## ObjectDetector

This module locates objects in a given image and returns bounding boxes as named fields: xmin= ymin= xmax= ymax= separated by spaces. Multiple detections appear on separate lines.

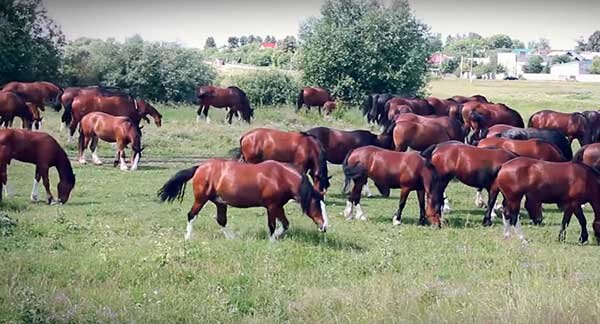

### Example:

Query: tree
xmin=239 ymin=36 xmax=248 ymax=46
xmin=590 ymin=58 xmax=600 ymax=74
xmin=428 ymin=33 xmax=443 ymax=52
xmin=278 ymin=35 xmax=298 ymax=52
xmin=551 ymin=54 xmax=572 ymax=65
xmin=301 ymin=0 xmax=431 ymax=102
xmin=444 ymin=33 xmax=489 ymax=58
xmin=227 ymin=36 xmax=239 ymax=49
xmin=0 ymin=0 xmax=65 ymax=84
xmin=204 ymin=37 xmax=216 ymax=49
xmin=487 ymin=34 xmax=513 ymax=49
xmin=528 ymin=38 xmax=551 ymax=53
xmin=440 ymin=59 xmax=459 ymax=74
xmin=512 ymin=39 xmax=525 ymax=49
xmin=522 ymin=55 xmax=544 ymax=73
xmin=576 ymin=31 xmax=600 ymax=52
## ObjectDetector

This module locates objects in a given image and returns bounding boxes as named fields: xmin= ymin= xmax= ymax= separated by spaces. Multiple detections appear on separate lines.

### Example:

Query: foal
xmin=78 ymin=112 xmax=143 ymax=171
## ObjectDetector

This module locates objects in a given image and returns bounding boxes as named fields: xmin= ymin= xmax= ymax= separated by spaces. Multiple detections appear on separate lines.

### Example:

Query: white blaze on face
xmin=320 ymin=200 xmax=329 ymax=230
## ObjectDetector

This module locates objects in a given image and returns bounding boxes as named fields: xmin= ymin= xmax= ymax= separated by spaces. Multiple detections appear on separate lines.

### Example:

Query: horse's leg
xmin=318 ymin=105 xmax=322 ymax=115
xmin=227 ymin=108 xmax=234 ymax=124
xmin=214 ymin=203 xmax=235 ymax=239
xmin=116 ymin=142 xmax=128 ymax=171
xmin=558 ymin=205 xmax=575 ymax=243
xmin=475 ymin=188 xmax=485 ymax=208
xmin=68 ymin=118 xmax=78 ymax=143
xmin=524 ymin=196 xmax=543 ymax=225
xmin=275 ymin=211 xmax=290 ymax=239
xmin=37 ymin=165 xmax=55 ymax=204
xmin=392 ymin=187 xmax=411 ymax=226
xmin=112 ymin=151 xmax=120 ymax=168
xmin=416 ymin=189 xmax=428 ymax=226
xmin=185 ymin=197 xmax=207 ymax=241
xmin=590 ymin=200 xmax=600 ymax=245
xmin=196 ymin=105 xmax=203 ymax=123
xmin=267 ymin=205 xmax=286 ymax=242
xmin=204 ymin=106 xmax=211 ymax=124
xmin=78 ymin=133 xmax=91 ymax=164
xmin=30 ymin=167 xmax=42 ymax=202
xmin=573 ymin=206 xmax=589 ymax=245
xmin=90 ymin=136 xmax=102 ymax=165
xmin=352 ymin=176 xmax=368 ymax=221
xmin=483 ymin=187 xmax=500 ymax=226
xmin=361 ymin=182 xmax=373 ymax=197
xmin=0 ymin=160 xmax=6 ymax=202
xmin=502 ymin=195 xmax=521 ymax=240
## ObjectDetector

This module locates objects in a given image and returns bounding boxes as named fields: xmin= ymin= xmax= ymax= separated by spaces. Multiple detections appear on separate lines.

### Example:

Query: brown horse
xmin=323 ymin=101 xmax=337 ymax=116
xmin=158 ymin=159 xmax=328 ymax=241
xmin=0 ymin=129 xmax=75 ymax=203
xmin=477 ymin=137 xmax=565 ymax=162
xmin=342 ymin=146 xmax=439 ymax=226
xmin=1 ymin=81 xmax=63 ymax=111
xmin=69 ymin=91 xmax=162 ymax=140
xmin=0 ymin=91 xmax=37 ymax=129
xmin=196 ymin=85 xmax=253 ymax=124
xmin=582 ymin=110 xmax=600 ymax=143
xmin=493 ymin=158 xmax=600 ymax=244
xmin=451 ymin=95 xmax=489 ymax=105
xmin=385 ymin=120 xmax=452 ymax=152
xmin=573 ymin=143 xmax=600 ymax=171
xmin=236 ymin=128 xmax=330 ymax=193
xmin=426 ymin=97 xmax=459 ymax=116
xmin=484 ymin=124 xmax=518 ymax=138
xmin=78 ymin=112 xmax=143 ymax=171
xmin=465 ymin=103 xmax=524 ymax=143
xmin=393 ymin=113 xmax=464 ymax=142
xmin=528 ymin=110 xmax=592 ymax=146
xmin=421 ymin=141 xmax=517 ymax=226
xmin=297 ymin=87 xmax=332 ymax=114
xmin=385 ymin=97 xmax=433 ymax=116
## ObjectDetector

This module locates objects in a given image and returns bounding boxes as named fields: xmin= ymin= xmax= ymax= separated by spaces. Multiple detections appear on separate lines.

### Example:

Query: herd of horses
xmin=1 ymin=81 xmax=600 ymax=244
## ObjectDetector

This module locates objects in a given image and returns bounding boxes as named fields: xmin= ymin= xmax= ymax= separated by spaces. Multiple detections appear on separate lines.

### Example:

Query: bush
xmin=522 ymin=55 xmax=545 ymax=73
xmin=590 ymin=58 xmax=600 ymax=74
xmin=228 ymin=70 xmax=300 ymax=106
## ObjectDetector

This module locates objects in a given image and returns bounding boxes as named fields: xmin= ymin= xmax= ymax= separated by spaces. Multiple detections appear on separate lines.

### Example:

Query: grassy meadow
xmin=1 ymin=80 xmax=600 ymax=323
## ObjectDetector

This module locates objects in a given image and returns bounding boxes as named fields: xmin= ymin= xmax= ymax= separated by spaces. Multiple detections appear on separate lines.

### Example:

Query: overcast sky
xmin=44 ymin=0 xmax=600 ymax=49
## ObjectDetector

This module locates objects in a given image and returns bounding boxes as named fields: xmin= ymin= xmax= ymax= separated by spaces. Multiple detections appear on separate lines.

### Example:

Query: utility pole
xmin=469 ymin=45 xmax=475 ymax=83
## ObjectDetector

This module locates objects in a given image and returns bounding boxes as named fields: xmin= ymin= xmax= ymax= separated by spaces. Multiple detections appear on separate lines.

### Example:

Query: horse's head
xmin=299 ymin=174 xmax=328 ymax=233
xmin=57 ymin=170 xmax=76 ymax=204
xmin=51 ymin=88 xmax=64 ymax=111
xmin=572 ymin=113 xmax=593 ymax=145
xmin=197 ymin=86 xmax=214 ymax=99
xmin=138 ymin=100 xmax=162 ymax=127
xmin=324 ymin=101 xmax=336 ymax=116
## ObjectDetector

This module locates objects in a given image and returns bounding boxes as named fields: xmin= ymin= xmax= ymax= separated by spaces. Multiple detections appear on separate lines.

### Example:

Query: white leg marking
xmin=196 ymin=115 xmax=202 ymax=123
xmin=502 ymin=216 xmax=511 ymax=240
xmin=355 ymin=204 xmax=367 ymax=221
xmin=78 ymin=154 xmax=87 ymax=164
xmin=513 ymin=218 xmax=528 ymax=245
xmin=4 ymin=181 xmax=13 ymax=198
xmin=119 ymin=156 xmax=128 ymax=171
xmin=221 ymin=227 xmax=236 ymax=240
xmin=393 ymin=217 xmax=402 ymax=226
xmin=131 ymin=153 xmax=140 ymax=171
xmin=475 ymin=191 xmax=485 ymax=208
xmin=185 ymin=216 xmax=196 ymax=240
xmin=274 ymin=226 xmax=285 ymax=238
xmin=30 ymin=179 xmax=39 ymax=201
xmin=343 ymin=200 xmax=354 ymax=220
xmin=92 ymin=150 xmax=102 ymax=165
xmin=362 ymin=183 xmax=373 ymax=197
xmin=442 ymin=197 xmax=452 ymax=215
xmin=320 ymin=200 xmax=329 ymax=231
xmin=206 ymin=116 xmax=211 ymax=124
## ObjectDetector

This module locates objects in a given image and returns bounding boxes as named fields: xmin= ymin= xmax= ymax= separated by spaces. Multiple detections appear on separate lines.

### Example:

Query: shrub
xmin=228 ymin=70 xmax=300 ymax=106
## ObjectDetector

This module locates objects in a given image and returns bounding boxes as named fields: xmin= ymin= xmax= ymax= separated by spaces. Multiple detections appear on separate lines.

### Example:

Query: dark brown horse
xmin=1 ymin=81 xmax=63 ymax=111
xmin=394 ymin=113 xmax=464 ymax=142
xmin=78 ymin=112 xmax=143 ymax=171
xmin=477 ymin=137 xmax=566 ymax=162
xmin=236 ymin=128 xmax=330 ymax=193
xmin=451 ymin=95 xmax=489 ymax=105
xmin=0 ymin=129 xmax=75 ymax=203
xmin=158 ymin=160 xmax=328 ymax=241
xmin=305 ymin=127 xmax=392 ymax=164
xmin=528 ymin=110 xmax=592 ymax=146
xmin=323 ymin=101 xmax=337 ymax=116
xmin=385 ymin=120 xmax=452 ymax=152
xmin=495 ymin=126 xmax=573 ymax=160
xmin=465 ymin=103 xmax=524 ymax=143
xmin=342 ymin=146 xmax=439 ymax=226
xmin=297 ymin=87 xmax=332 ymax=115
xmin=493 ymin=158 xmax=600 ymax=244
xmin=0 ymin=91 xmax=37 ymax=129
xmin=196 ymin=85 xmax=253 ymax=124
xmin=385 ymin=97 xmax=433 ymax=117
xmin=421 ymin=141 xmax=517 ymax=226
xmin=426 ymin=97 xmax=459 ymax=116
xmin=581 ymin=110 xmax=600 ymax=143
xmin=573 ymin=143 xmax=600 ymax=171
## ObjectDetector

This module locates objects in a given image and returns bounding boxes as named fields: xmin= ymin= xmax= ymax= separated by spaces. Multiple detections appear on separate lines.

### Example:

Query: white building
xmin=550 ymin=60 xmax=592 ymax=78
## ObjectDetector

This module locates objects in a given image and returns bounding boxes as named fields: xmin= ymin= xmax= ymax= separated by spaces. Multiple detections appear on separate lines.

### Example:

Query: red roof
xmin=260 ymin=42 xmax=277 ymax=49
xmin=428 ymin=53 xmax=451 ymax=64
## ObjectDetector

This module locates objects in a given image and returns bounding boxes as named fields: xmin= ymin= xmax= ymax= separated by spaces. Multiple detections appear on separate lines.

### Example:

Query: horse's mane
xmin=300 ymin=132 xmax=330 ymax=190
xmin=89 ymin=86 xmax=132 ymax=99
xmin=298 ymin=173 xmax=322 ymax=214
xmin=228 ymin=86 xmax=254 ymax=121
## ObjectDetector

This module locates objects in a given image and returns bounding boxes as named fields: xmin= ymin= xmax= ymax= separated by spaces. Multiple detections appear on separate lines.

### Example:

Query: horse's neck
xmin=54 ymin=151 xmax=73 ymax=182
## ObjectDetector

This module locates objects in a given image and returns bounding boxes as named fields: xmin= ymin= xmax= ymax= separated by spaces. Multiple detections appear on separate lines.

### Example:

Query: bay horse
xmin=493 ymin=158 xmax=600 ymax=244
xmin=323 ymin=101 xmax=336 ymax=116
xmin=498 ymin=126 xmax=573 ymax=160
xmin=425 ymin=97 xmax=458 ymax=116
xmin=61 ymin=86 xmax=134 ymax=129
xmin=383 ymin=97 xmax=434 ymax=124
xmin=393 ymin=113 xmax=464 ymax=142
xmin=581 ymin=110 xmax=600 ymax=143
xmin=235 ymin=128 xmax=330 ymax=193
xmin=573 ymin=143 xmax=600 ymax=171
xmin=78 ymin=112 xmax=143 ymax=171
xmin=1 ymin=81 xmax=63 ymax=112
xmin=366 ymin=93 xmax=395 ymax=126
xmin=385 ymin=120 xmax=452 ymax=152
xmin=158 ymin=159 xmax=328 ymax=241
xmin=342 ymin=146 xmax=440 ymax=226
xmin=0 ymin=91 xmax=37 ymax=130
xmin=421 ymin=141 xmax=517 ymax=226
xmin=297 ymin=87 xmax=332 ymax=115
xmin=477 ymin=137 xmax=566 ymax=162
xmin=465 ymin=103 xmax=524 ymax=143
xmin=451 ymin=95 xmax=489 ymax=105
xmin=528 ymin=110 xmax=592 ymax=146
xmin=0 ymin=129 xmax=75 ymax=204
xmin=196 ymin=85 xmax=253 ymax=124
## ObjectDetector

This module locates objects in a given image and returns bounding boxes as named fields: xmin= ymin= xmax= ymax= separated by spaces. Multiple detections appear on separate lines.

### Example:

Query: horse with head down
xmin=425 ymin=97 xmax=459 ymax=116
xmin=1 ymin=81 xmax=63 ymax=112
xmin=297 ymin=87 xmax=332 ymax=115
xmin=393 ymin=113 xmax=464 ymax=142
xmin=196 ymin=85 xmax=253 ymax=124
xmin=573 ymin=143 xmax=600 ymax=171
xmin=581 ymin=110 xmax=600 ymax=143
xmin=493 ymin=126 xmax=573 ymax=160
xmin=235 ymin=128 xmax=330 ymax=193
xmin=0 ymin=91 xmax=39 ymax=130
xmin=464 ymin=103 xmax=524 ymax=144
xmin=528 ymin=110 xmax=592 ymax=146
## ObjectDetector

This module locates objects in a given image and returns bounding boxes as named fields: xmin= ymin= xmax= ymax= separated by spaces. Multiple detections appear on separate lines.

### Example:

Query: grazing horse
xmin=581 ymin=110 xmax=600 ymax=142
xmin=323 ymin=101 xmax=337 ymax=116
xmin=385 ymin=120 xmax=452 ymax=152
xmin=0 ymin=129 xmax=75 ymax=203
xmin=528 ymin=110 xmax=592 ymax=146
xmin=394 ymin=113 xmax=464 ymax=142
xmin=367 ymin=93 xmax=395 ymax=126
xmin=0 ymin=91 xmax=36 ymax=129
xmin=421 ymin=141 xmax=517 ymax=226
xmin=425 ymin=97 xmax=458 ymax=116
xmin=69 ymin=91 xmax=162 ymax=139
xmin=236 ymin=128 xmax=330 ymax=193
xmin=477 ymin=137 xmax=566 ymax=162
xmin=465 ymin=103 xmax=524 ymax=143
xmin=384 ymin=97 xmax=434 ymax=123
xmin=451 ymin=95 xmax=489 ymax=105
xmin=78 ymin=112 xmax=143 ymax=171
xmin=1 ymin=81 xmax=63 ymax=111
xmin=158 ymin=160 xmax=328 ymax=241
xmin=573 ymin=143 xmax=600 ymax=171
xmin=498 ymin=127 xmax=573 ymax=160
xmin=493 ymin=158 xmax=600 ymax=244
xmin=196 ymin=85 xmax=253 ymax=124
xmin=342 ymin=146 xmax=440 ymax=226
xmin=297 ymin=87 xmax=332 ymax=114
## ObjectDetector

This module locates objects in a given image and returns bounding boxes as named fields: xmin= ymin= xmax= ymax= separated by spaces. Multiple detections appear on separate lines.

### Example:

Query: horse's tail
xmin=52 ymin=89 xmax=64 ymax=111
xmin=229 ymin=86 xmax=253 ymax=123
xmin=62 ymin=97 xmax=73 ymax=126
xmin=420 ymin=144 xmax=438 ymax=167
xmin=296 ymin=89 xmax=304 ymax=111
xmin=77 ymin=126 xmax=85 ymax=154
xmin=158 ymin=166 xmax=199 ymax=203
xmin=342 ymin=152 xmax=366 ymax=194
xmin=382 ymin=120 xmax=396 ymax=138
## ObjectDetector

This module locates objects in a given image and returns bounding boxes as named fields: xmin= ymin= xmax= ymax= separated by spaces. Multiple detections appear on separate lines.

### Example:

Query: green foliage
xmin=300 ymin=0 xmax=431 ymax=102
xmin=0 ymin=0 xmax=65 ymax=84
xmin=62 ymin=36 xmax=217 ymax=102
xmin=227 ymin=37 xmax=239 ymax=49
xmin=551 ymin=54 xmax=573 ymax=65
xmin=487 ymin=34 xmax=513 ymax=49
xmin=522 ymin=55 xmax=545 ymax=73
xmin=428 ymin=33 xmax=443 ymax=52
xmin=576 ymin=31 xmax=600 ymax=52
xmin=590 ymin=58 xmax=600 ymax=74
xmin=444 ymin=34 xmax=489 ymax=58
xmin=527 ymin=38 xmax=551 ymax=52
xmin=204 ymin=37 xmax=216 ymax=49
xmin=227 ymin=70 xmax=300 ymax=106
xmin=440 ymin=59 xmax=459 ymax=74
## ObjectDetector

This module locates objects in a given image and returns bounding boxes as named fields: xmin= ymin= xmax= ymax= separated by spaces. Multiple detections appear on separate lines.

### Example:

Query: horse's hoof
xmin=482 ymin=219 xmax=492 ymax=227
xmin=30 ymin=195 xmax=38 ymax=202
xmin=392 ymin=218 xmax=402 ymax=226
xmin=78 ymin=159 xmax=87 ymax=165
xmin=579 ymin=237 xmax=589 ymax=245
xmin=558 ymin=231 xmax=566 ymax=242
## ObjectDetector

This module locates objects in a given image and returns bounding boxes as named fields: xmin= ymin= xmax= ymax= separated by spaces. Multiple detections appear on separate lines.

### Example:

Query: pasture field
xmin=1 ymin=80 xmax=600 ymax=323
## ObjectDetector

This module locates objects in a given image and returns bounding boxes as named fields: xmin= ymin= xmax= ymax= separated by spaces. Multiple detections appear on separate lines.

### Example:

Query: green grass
xmin=2 ymin=80 xmax=600 ymax=323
